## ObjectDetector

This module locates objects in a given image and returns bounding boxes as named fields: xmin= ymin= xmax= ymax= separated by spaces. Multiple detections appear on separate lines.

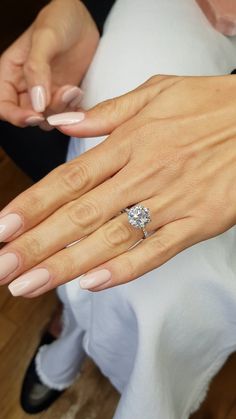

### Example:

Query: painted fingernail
xmin=8 ymin=268 xmax=50 ymax=297
xmin=47 ymin=112 xmax=85 ymax=126
xmin=30 ymin=85 xmax=46 ymax=112
xmin=39 ymin=121 xmax=54 ymax=131
xmin=25 ymin=116 xmax=45 ymax=127
xmin=62 ymin=86 xmax=83 ymax=105
xmin=0 ymin=253 xmax=19 ymax=281
xmin=0 ymin=214 xmax=23 ymax=242
xmin=69 ymin=94 xmax=84 ymax=109
xmin=80 ymin=269 xmax=112 ymax=290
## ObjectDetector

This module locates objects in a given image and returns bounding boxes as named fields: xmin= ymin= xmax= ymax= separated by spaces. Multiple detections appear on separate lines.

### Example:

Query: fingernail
xmin=30 ymin=86 xmax=46 ymax=112
xmin=80 ymin=269 xmax=112 ymax=290
xmin=0 ymin=253 xmax=19 ymax=281
xmin=25 ymin=116 xmax=45 ymax=127
xmin=62 ymin=87 xmax=83 ymax=105
xmin=47 ymin=112 xmax=85 ymax=126
xmin=39 ymin=121 xmax=54 ymax=131
xmin=8 ymin=268 xmax=50 ymax=297
xmin=69 ymin=94 xmax=84 ymax=109
xmin=0 ymin=214 xmax=23 ymax=242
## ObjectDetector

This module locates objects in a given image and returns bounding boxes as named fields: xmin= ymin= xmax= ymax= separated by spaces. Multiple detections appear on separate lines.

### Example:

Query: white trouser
xmin=36 ymin=1 xmax=236 ymax=418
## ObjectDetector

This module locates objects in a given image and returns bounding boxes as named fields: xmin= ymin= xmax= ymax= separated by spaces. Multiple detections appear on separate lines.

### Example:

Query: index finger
xmin=0 ymin=136 xmax=129 ymax=242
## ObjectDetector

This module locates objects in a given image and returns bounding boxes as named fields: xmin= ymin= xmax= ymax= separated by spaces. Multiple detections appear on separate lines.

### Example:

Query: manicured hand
xmin=0 ymin=0 xmax=99 ymax=128
xmin=0 ymin=74 xmax=236 ymax=297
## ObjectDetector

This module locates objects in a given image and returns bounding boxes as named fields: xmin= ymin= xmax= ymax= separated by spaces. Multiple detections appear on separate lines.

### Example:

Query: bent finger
xmin=0 ymin=100 xmax=42 ymax=128
xmin=48 ymin=85 xmax=84 ymax=114
xmin=0 ymin=81 xmax=42 ymax=127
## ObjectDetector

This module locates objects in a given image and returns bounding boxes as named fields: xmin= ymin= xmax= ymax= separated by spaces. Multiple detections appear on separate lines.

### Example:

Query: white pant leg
xmin=35 ymin=286 xmax=85 ymax=390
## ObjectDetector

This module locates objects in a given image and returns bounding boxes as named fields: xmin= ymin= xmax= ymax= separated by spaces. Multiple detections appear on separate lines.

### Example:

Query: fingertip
xmin=1 ymin=103 xmax=44 ymax=128
xmin=25 ymin=115 xmax=45 ymax=127
xmin=61 ymin=86 xmax=84 ymax=106
xmin=39 ymin=121 xmax=54 ymax=131
xmin=47 ymin=112 xmax=85 ymax=127
xmin=30 ymin=85 xmax=47 ymax=113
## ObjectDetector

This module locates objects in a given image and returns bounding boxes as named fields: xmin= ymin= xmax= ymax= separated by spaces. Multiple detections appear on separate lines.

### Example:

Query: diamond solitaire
xmin=126 ymin=205 xmax=151 ymax=238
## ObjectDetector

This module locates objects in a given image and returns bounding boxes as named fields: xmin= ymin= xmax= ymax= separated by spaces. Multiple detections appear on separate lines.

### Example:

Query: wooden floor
xmin=1 ymin=147 xmax=236 ymax=419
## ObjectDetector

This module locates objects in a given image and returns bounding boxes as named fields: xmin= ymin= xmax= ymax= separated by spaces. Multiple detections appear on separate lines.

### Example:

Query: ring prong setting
xmin=127 ymin=205 xmax=151 ymax=230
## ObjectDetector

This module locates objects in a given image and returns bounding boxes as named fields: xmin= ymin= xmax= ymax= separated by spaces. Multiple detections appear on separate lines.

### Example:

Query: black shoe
xmin=20 ymin=331 xmax=65 ymax=414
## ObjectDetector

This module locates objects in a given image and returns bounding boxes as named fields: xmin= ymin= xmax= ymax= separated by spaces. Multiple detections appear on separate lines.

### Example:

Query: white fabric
xmin=36 ymin=286 xmax=85 ymax=391
xmin=37 ymin=0 xmax=236 ymax=418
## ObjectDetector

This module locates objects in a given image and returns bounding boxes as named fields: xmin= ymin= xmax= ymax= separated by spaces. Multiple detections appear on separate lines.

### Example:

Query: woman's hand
xmin=0 ymin=0 xmax=99 ymax=128
xmin=1 ymin=74 xmax=236 ymax=297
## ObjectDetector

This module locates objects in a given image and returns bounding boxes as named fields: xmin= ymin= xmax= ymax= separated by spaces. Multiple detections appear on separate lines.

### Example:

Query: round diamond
xmin=127 ymin=205 xmax=151 ymax=229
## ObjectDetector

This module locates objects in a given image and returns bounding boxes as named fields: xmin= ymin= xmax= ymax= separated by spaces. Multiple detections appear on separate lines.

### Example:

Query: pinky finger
xmin=81 ymin=217 xmax=200 ymax=291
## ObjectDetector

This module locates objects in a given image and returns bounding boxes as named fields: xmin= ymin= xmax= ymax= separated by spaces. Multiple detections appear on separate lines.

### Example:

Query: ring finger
xmin=7 ymin=197 xmax=175 ymax=297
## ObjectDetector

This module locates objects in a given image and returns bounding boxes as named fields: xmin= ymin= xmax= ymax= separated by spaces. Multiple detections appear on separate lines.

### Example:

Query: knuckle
xmin=93 ymin=98 xmax=124 ymax=129
xmin=121 ymin=254 xmax=137 ymax=278
xmin=103 ymin=221 xmax=133 ymax=249
xmin=95 ymin=98 xmax=116 ymax=114
xmin=19 ymin=189 xmax=44 ymax=216
xmin=55 ymin=252 xmax=76 ymax=279
xmin=24 ymin=59 xmax=39 ymax=77
xmin=146 ymin=75 xmax=160 ymax=84
xmin=67 ymin=199 xmax=101 ymax=231
xmin=147 ymin=234 xmax=170 ymax=260
xmin=59 ymin=161 xmax=92 ymax=197
xmin=17 ymin=233 xmax=42 ymax=264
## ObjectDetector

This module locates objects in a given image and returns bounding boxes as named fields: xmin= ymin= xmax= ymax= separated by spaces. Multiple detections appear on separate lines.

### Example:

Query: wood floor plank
xmin=0 ymin=312 xmax=17 ymax=352
xmin=2 ymin=291 xmax=57 ymax=327
xmin=41 ymin=359 xmax=119 ymax=419
xmin=0 ymin=287 xmax=11 ymax=310
xmin=0 ymin=293 xmax=58 ymax=419
xmin=0 ymin=149 xmax=32 ymax=209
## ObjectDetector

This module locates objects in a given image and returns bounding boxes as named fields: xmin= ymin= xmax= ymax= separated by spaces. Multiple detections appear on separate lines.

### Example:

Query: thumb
xmin=24 ymin=27 xmax=58 ymax=113
xmin=47 ymin=75 xmax=167 ymax=137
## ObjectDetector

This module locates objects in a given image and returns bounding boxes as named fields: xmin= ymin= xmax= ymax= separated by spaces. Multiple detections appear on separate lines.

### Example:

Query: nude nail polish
xmin=0 ymin=253 xmax=19 ymax=281
xmin=69 ymin=95 xmax=84 ymax=109
xmin=25 ymin=116 xmax=45 ymax=127
xmin=8 ymin=268 xmax=50 ymax=297
xmin=62 ymin=87 xmax=83 ymax=104
xmin=30 ymin=86 xmax=46 ymax=113
xmin=0 ymin=214 xmax=23 ymax=242
xmin=39 ymin=121 xmax=54 ymax=131
xmin=47 ymin=112 xmax=85 ymax=126
xmin=80 ymin=269 xmax=112 ymax=290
